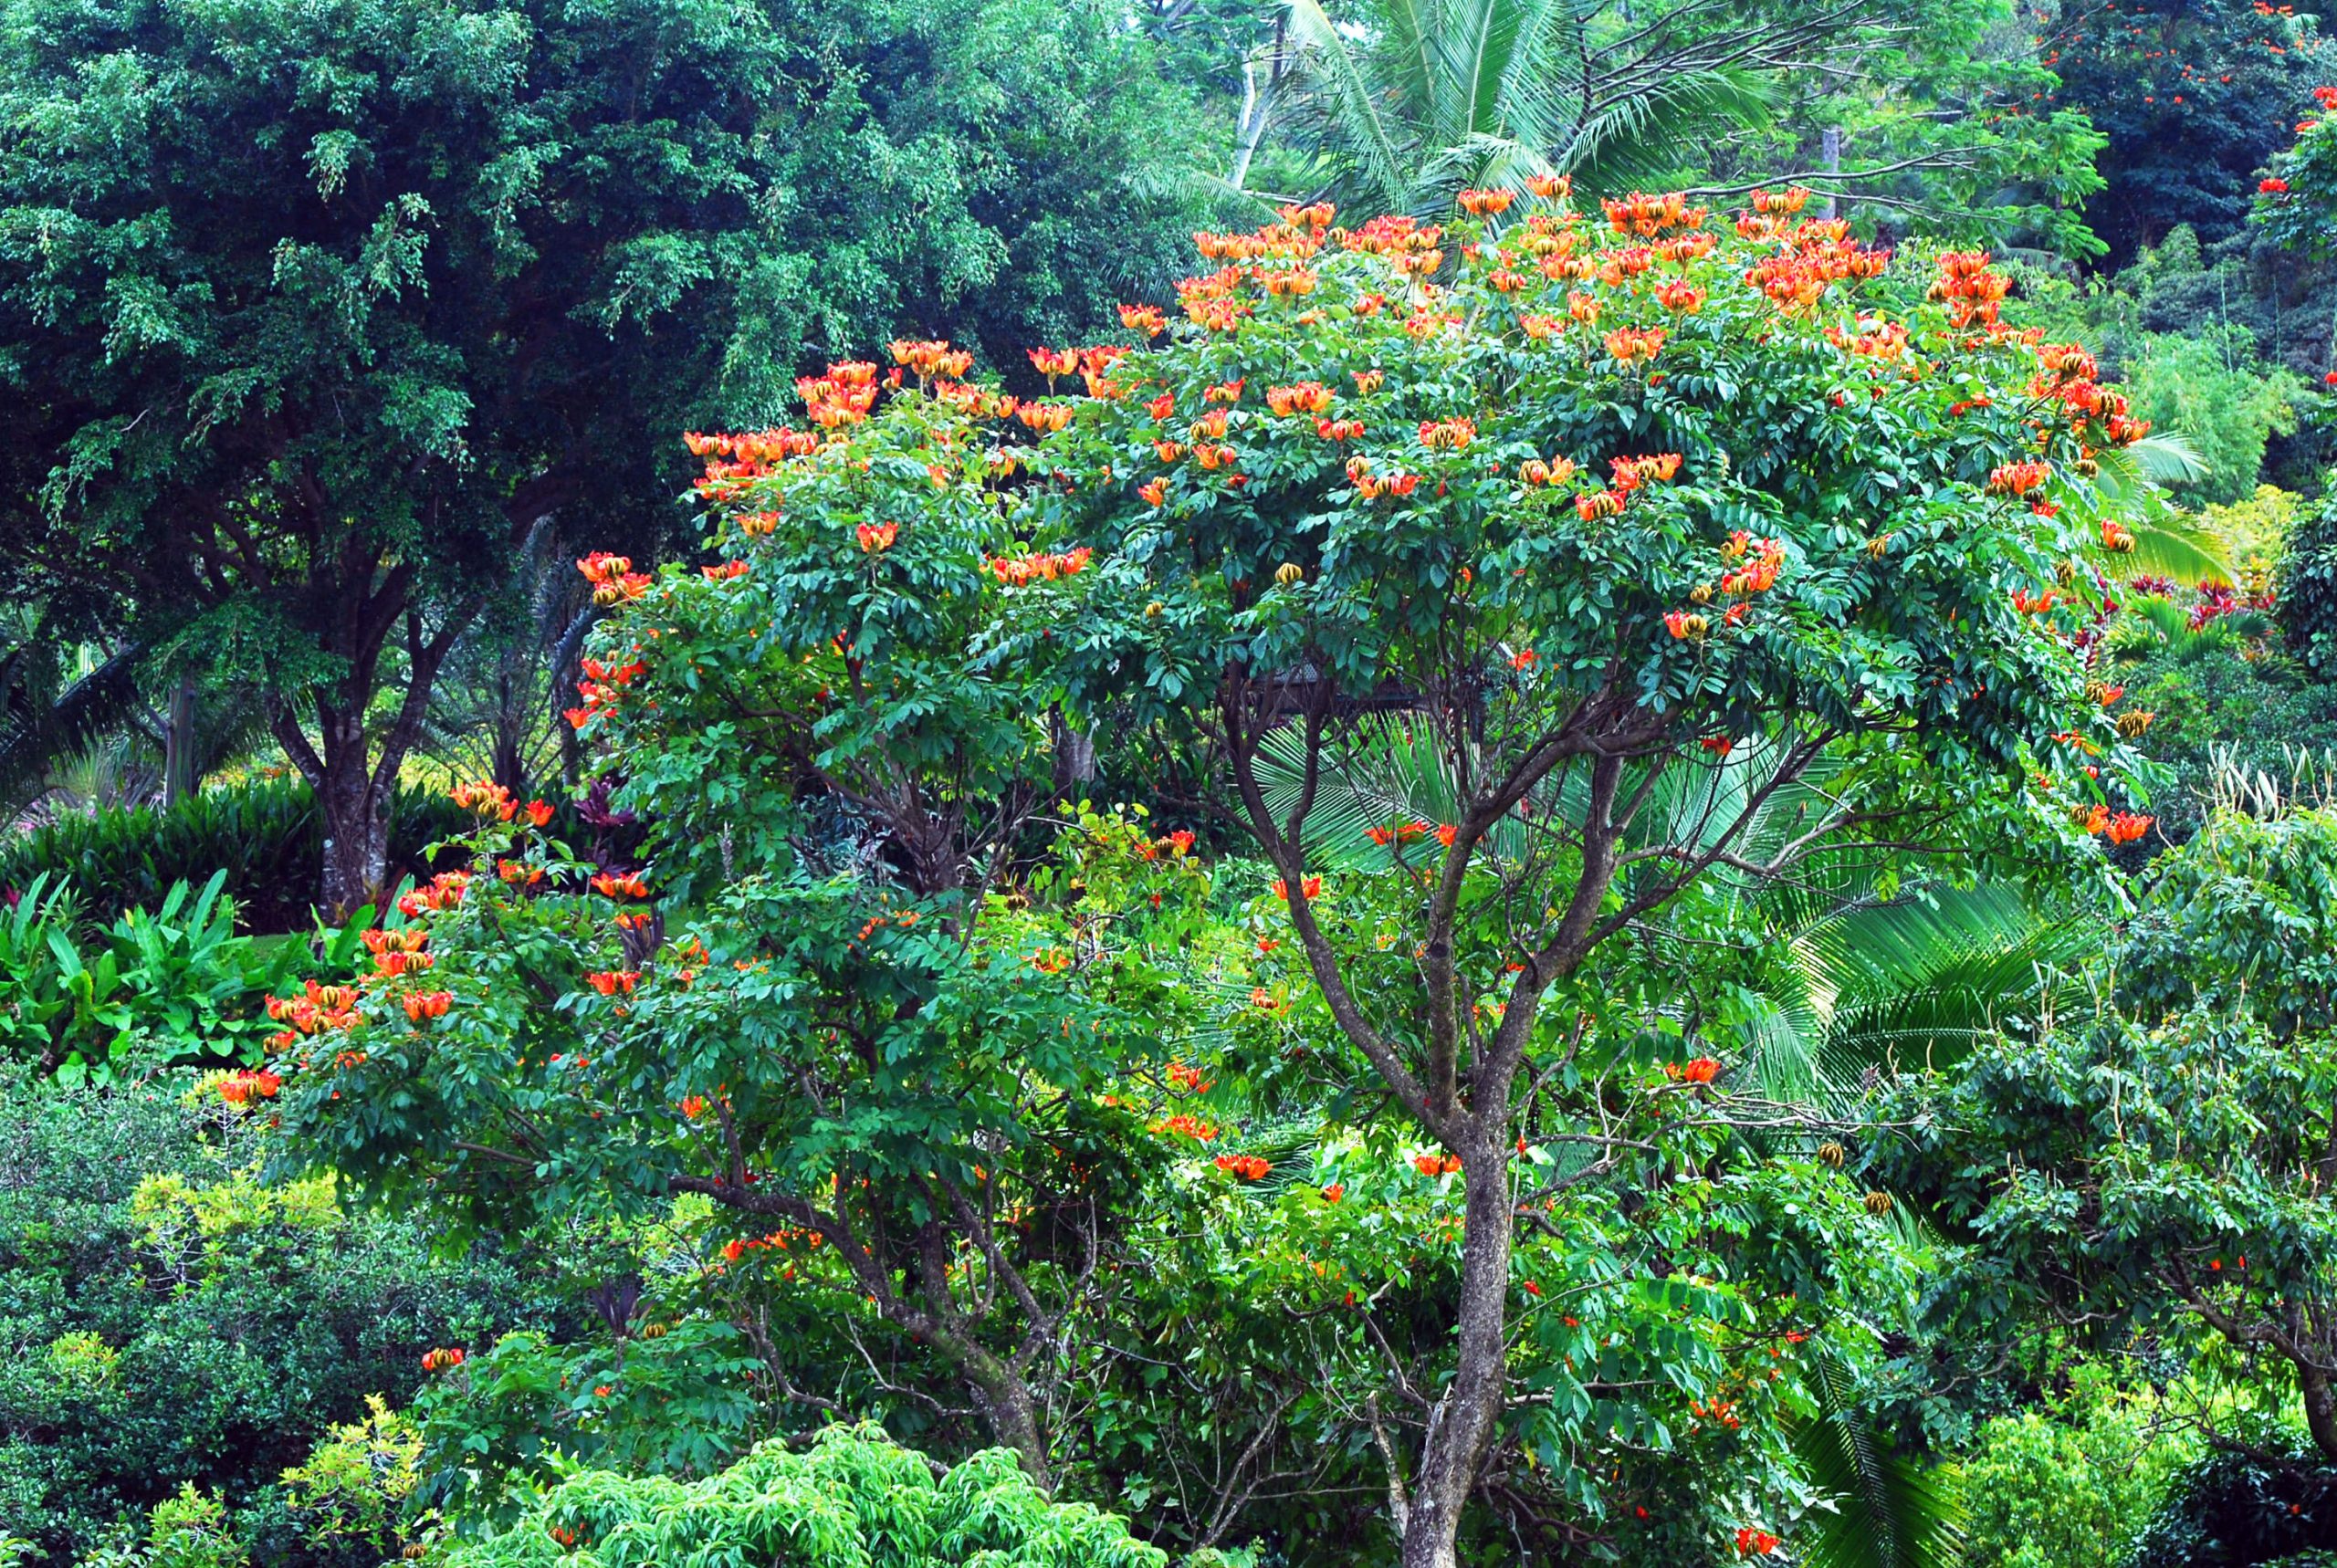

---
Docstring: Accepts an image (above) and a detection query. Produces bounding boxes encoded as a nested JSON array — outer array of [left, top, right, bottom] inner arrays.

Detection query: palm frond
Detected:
[[1792, 1350, 1966, 1568], [1489, 0, 1588, 156], [1559, 67, 1774, 194], [1281, 0, 1417, 209], [2126, 431, 2208, 486]]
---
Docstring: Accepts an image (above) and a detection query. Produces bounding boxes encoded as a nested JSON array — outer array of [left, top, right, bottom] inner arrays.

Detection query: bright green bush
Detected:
[[438, 1424, 1167, 1568], [0, 873, 365, 1082], [1957, 1371, 2197, 1568], [0, 1082, 550, 1563]]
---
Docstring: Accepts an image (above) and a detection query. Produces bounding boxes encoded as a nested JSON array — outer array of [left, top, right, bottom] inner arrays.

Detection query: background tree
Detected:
[[1261, 0, 2104, 252], [0, 0, 1221, 913]]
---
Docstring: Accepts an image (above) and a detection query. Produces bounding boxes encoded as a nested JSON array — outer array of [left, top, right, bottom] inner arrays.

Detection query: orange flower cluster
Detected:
[[592, 871, 650, 899], [1118, 303, 1166, 337], [1315, 416, 1365, 442], [578, 551, 651, 607], [719, 1225, 824, 1263], [1825, 317, 1910, 361], [1692, 1396, 1742, 1428], [218, 1069, 282, 1105], [1987, 461, 2051, 497], [2078, 806, 2154, 845], [1016, 400, 1074, 433], [797, 361, 879, 427], [2029, 341, 2150, 447], [1611, 452, 1682, 491], [887, 339, 972, 380], [1193, 220, 1324, 263], [1603, 190, 1706, 235], [1418, 416, 1476, 450], [1665, 1056, 1722, 1083], [1414, 1152, 1463, 1176], [450, 779, 516, 820], [1366, 819, 1430, 846], [1346, 459, 1420, 500], [1519, 455, 1579, 486], [2011, 587, 2062, 615], [855, 521, 897, 553], [1336, 214, 1445, 276], [989, 547, 1093, 585], [1735, 1528, 1782, 1556], [2101, 520, 2137, 553], [684, 428, 819, 463], [1457, 187, 1515, 216], [421, 1346, 466, 1374], [1271, 875, 1323, 901], [702, 559, 749, 581], [1352, 369, 1385, 394], [1603, 327, 1667, 363], [1718, 534, 1786, 597], [267, 979, 361, 1042], [1930, 251, 2011, 329], [584, 969, 640, 997], [1265, 381, 1334, 416], [1175, 266, 1254, 331], [1153, 1113, 1219, 1142], [1193, 442, 1240, 471], [1749, 187, 1810, 215], [396, 870, 470, 918], [1166, 1059, 1212, 1092], [1655, 278, 1705, 313], [1259, 267, 1318, 298], [403, 990, 452, 1023], [1215, 1154, 1272, 1179], [371, 946, 433, 978]]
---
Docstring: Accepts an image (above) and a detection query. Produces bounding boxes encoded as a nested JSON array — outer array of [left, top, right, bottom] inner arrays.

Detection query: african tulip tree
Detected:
[[1010, 186, 2151, 1566], [261, 378, 1212, 1483]]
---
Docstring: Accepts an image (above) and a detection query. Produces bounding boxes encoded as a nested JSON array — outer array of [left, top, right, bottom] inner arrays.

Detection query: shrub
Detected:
[[2133, 1430, 2337, 1567], [0, 779, 469, 934], [0, 1082, 550, 1562], [2281, 481, 2337, 679], [0, 873, 366, 1082], [435, 1424, 1168, 1568], [1957, 1368, 2197, 1568]]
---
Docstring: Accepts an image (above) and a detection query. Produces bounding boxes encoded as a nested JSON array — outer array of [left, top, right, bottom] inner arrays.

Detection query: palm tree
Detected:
[[1264, 0, 1855, 214]]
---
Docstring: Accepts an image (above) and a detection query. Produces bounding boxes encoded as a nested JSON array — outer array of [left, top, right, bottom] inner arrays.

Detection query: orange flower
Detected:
[[403, 990, 453, 1023], [1457, 187, 1515, 216], [1525, 173, 1570, 199], [525, 799, 554, 827], [450, 779, 516, 821], [855, 521, 898, 553], [583, 970, 640, 997], [1118, 303, 1166, 337], [592, 872, 651, 900], [1270, 875, 1323, 901]]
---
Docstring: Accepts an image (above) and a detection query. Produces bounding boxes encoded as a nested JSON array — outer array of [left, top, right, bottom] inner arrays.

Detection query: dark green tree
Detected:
[[0, 0, 1217, 914]]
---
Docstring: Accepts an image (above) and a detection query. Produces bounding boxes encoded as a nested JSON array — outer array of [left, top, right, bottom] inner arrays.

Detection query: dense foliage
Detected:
[[18, 3, 2337, 1566]]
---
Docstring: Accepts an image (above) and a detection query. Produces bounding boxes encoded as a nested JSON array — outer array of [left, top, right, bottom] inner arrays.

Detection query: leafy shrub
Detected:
[[1957, 1368, 2197, 1568], [2125, 328, 2304, 507], [0, 873, 364, 1082], [436, 1424, 1167, 1568], [0, 779, 470, 933], [2281, 482, 2337, 679], [0, 1082, 551, 1563], [2133, 1432, 2337, 1567]]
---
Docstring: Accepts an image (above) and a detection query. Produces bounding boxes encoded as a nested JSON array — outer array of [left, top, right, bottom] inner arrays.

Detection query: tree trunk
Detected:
[[1399, 1137, 1514, 1567], [162, 679, 198, 806], [969, 1353, 1053, 1489], [2301, 1359, 2337, 1463], [315, 704, 395, 919]]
